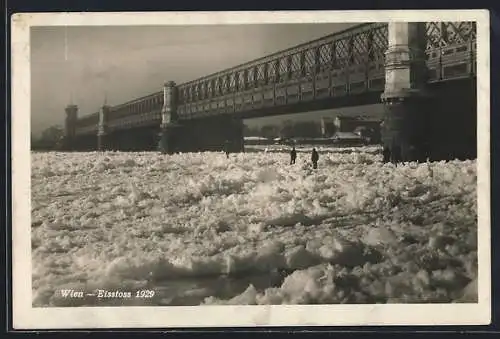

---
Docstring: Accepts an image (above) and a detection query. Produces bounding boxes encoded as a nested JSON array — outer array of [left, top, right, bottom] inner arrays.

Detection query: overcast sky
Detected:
[[30, 23, 375, 136]]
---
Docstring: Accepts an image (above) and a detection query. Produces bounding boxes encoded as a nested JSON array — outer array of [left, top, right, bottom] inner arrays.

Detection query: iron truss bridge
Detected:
[[74, 22, 477, 136]]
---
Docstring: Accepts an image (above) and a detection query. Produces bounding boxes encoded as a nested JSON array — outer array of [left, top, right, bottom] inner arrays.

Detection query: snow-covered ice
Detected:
[[31, 147, 478, 306]]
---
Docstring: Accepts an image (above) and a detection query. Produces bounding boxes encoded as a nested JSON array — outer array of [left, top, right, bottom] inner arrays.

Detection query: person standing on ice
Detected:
[[382, 147, 391, 163], [391, 142, 402, 164], [224, 140, 230, 159], [311, 148, 319, 169], [290, 146, 297, 165]]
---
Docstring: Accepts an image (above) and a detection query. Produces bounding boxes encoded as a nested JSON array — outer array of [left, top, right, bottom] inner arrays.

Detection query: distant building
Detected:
[[334, 115, 381, 134], [274, 137, 295, 145], [354, 125, 382, 144], [244, 136, 271, 145], [331, 131, 366, 146]]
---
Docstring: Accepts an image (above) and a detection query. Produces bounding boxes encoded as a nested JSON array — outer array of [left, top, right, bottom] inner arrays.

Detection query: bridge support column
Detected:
[[159, 81, 179, 154], [381, 22, 430, 163], [160, 124, 183, 154], [62, 104, 78, 151], [97, 104, 110, 151], [97, 132, 109, 151]]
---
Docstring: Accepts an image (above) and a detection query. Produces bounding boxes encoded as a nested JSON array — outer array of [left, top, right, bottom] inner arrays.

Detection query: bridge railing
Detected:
[[175, 23, 388, 115], [425, 22, 477, 82], [75, 112, 99, 135], [105, 91, 163, 131]]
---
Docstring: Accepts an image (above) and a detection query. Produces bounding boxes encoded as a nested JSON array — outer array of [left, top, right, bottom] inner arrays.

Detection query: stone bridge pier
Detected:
[[381, 22, 430, 163], [159, 81, 244, 154], [62, 104, 78, 151], [97, 104, 110, 151]]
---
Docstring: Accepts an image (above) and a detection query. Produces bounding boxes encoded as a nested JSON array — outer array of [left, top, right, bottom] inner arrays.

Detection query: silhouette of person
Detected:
[[224, 140, 230, 158], [311, 148, 319, 169], [382, 147, 391, 163], [391, 144, 402, 164], [290, 146, 297, 165], [422, 142, 431, 162]]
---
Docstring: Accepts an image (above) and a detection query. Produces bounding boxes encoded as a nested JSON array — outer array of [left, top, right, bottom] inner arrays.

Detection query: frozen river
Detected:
[[31, 146, 478, 306]]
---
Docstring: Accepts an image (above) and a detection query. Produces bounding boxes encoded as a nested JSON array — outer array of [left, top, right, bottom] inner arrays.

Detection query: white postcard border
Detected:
[[11, 10, 491, 329]]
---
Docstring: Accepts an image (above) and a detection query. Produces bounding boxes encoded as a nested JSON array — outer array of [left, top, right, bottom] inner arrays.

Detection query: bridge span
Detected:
[[63, 21, 477, 161]]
